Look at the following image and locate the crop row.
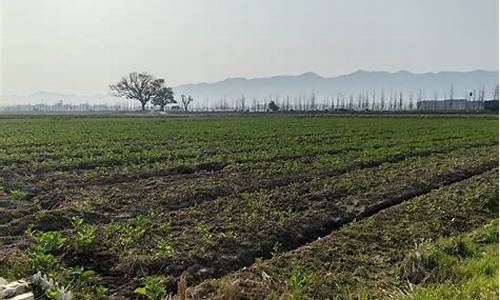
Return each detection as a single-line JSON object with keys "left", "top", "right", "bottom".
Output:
{"left": 0, "top": 124, "right": 392, "bottom": 158}
{"left": 0, "top": 115, "right": 497, "bottom": 299}
{"left": 2, "top": 126, "right": 494, "bottom": 190}
{"left": 1, "top": 115, "right": 493, "bottom": 144}
{"left": 50, "top": 143, "right": 499, "bottom": 214}
{"left": 0, "top": 116, "right": 495, "bottom": 164}
{"left": 0, "top": 144, "right": 494, "bottom": 253}
{"left": 0, "top": 117, "right": 399, "bottom": 157}
{"left": 2, "top": 137, "right": 496, "bottom": 216}
{"left": 1, "top": 122, "right": 492, "bottom": 177}
{"left": 189, "top": 168, "right": 499, "bottom": 299}
{"left": 38, "top": 146, "right": 498, "bottom": 296}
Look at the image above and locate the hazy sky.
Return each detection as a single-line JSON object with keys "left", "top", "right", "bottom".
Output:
{"left": 1, "top": 0, "right": 498, "bottom": 95}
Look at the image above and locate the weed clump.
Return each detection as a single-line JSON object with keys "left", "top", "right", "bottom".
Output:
{"left": 397, "top": 219, "right": 499, "bottom": 299}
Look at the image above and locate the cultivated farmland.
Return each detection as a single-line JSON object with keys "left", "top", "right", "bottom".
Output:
{"left": 0, "top": 114, "right": 498, "bottom": 299}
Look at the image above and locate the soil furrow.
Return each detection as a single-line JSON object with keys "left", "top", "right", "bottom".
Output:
{"left": 158, "top": 160, "right": 498, "bottom": 284}
{"left": 56, "top": 154, "right": 497, "bottom": 297}
{"left": 190, "top": 168, "right": 499, "bottom": 299}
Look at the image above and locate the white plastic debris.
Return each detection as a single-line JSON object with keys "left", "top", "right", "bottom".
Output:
{"left": 32, "top": 272, "right": 72, "bottom": 300}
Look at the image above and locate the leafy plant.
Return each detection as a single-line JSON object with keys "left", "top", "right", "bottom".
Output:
{"left": 103, "top": 215, "right": 151, "bottom": 249}
{"left": 68, "top": 266, "right": 95, "bottom": 285}
{"left": 10, "top": 189, "right": 27, "bottom": 200}
{"left": 32, "top": 196, "right": 46, "bottom": 220}
{"left": 28, "top": 231, "right": 66, "bottom": 254}
{"left": 26, "top": 230, "right": 66, "bottom": 273}
{"left": 196, "top": 223, "right": 214, "bottom": 244}
{"left": 71, "top": 216, "right": 97, "bottom": 248}
{"left": 33, "top": 196, "right": 44, "bottom": 211}
{"left": 28, "top": 251, "right": 60, "bottom": 273}
{"left": 134, "top": 276, "right": 166, "bottom": 300}
{"left": 155, "top": 239, "right": 174, "bottom": 257}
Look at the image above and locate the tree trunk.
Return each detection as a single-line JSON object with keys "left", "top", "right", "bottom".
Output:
{"left": 141, "top": 102, "right": 146, "bottom": 111}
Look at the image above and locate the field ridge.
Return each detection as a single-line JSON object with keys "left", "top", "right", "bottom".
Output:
{"left": 190, "top": 167, "right": 499, "bottom": 299}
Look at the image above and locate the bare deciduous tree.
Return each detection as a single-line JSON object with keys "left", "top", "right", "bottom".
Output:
{"left": 380, "top": 89, "right": 385, "bottom": 111}
{"left": 180, "top": 94, "right": 194, "bottom": 111}
{"left": 152, "top": 87, "right": 175, "bottom": 111}
{"left": 268, "top": 100, "right": 279, "bottom": 112}
{"left": 110, "top": 72, "right": 165, "bottom": 111}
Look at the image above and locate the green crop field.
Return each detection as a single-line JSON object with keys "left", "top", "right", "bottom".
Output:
{"left": 0, "top": 114, "right": 498, "bottom": 300}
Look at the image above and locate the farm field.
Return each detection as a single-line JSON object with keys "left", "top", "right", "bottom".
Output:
{"left": 0, "top": 114, "right": 498, "bottom": 299}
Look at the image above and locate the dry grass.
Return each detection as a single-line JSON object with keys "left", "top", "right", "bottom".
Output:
{"left": 216, "top": 280, "right": 239, "bottom": 300}
{"left": 177, "top": 274, "right": 188, "bottom": 300}
{"left": 399, "top": 242, "right": 433, "bottom": 284}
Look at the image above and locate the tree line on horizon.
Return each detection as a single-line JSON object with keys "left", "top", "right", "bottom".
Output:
{"left": 110, "top": 72, "right": 498, "bottom": 113}
{"left": 195, "top": 84, "right": 498, "bottom": 113}
{"left": 110, "top": 72, "right": 194, "bottom": 111}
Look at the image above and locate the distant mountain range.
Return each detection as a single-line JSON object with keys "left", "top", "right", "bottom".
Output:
{"left": 1, "top": 70, "right": 498, "bottom": 106}
{"left": 174, "top": 70, "right": 499, "bottom": 102}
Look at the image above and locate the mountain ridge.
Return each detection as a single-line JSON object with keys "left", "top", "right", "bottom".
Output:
{"left": 1, "top": 69, "right": 498, "bottom": 106}
{"left": 174, "top": 69, "right": 499, "bottom": 102}
{"left": 176, "top": 69, "right": 497, "bottom": 86}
